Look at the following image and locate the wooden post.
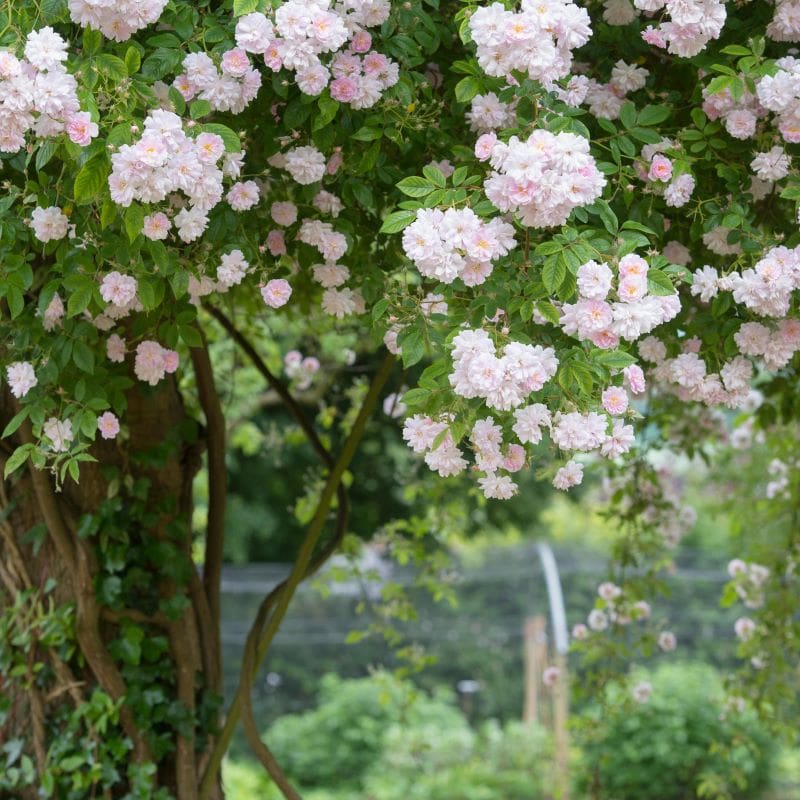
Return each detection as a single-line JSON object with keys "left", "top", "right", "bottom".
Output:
{"left": 553, "top": 651, "right": 570, "bottom": 800}
{"left": 522, "top": 615, "right": 547, "bottom": 724}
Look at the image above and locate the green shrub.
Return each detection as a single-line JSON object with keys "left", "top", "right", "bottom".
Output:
{"left": 578, "top": 663, "right": 776, "bottom": 800}
{"left": 264, "top": 671, "right": 552, "bottom": 798}
{"left": 267, "top": 671, "right": 464, "bottom": 788}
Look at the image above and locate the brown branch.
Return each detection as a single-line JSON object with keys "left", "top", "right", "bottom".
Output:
{"left": 190, "top": 340, "right": 226, "bottom": 693}
{"left": 200, "top": 353, "right": 394, "bottom": 799}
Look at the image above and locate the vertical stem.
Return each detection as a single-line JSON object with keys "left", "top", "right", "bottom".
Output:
{"left": 198, "top": 354, "right": 395, "bottom": 799}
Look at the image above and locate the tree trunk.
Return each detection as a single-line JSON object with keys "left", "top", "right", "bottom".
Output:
{"left": 0, "top": 374, "right": 224, "bottom": 799}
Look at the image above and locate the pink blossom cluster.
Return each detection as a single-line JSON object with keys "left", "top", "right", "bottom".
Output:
{"left": 719, "top": 245, "right": 800, "bottom": 317}
{"left": 635, "top": 0, "right": 726, "bottom": 57}
{"left": 133, "top": 340, "right": 179, "bottom": 386}
{"left": 589, "top": 581, "right": 654, "bottom": 630}
{"left": 284, "top": 350, "right": 320, "bottom": 390}
{"left": 216, "top": 249, "right": 250, "bottom": 290}
{"left": 402, "top": 415, "right": 468, "bottom": 479}
{"left": 68, "top": 0, "right": 165, "bottom": 40}
{"left": 703, "top": 78, "right": 767, "bottom": 140}
{"left": 42, "top": 294, "right": 65, "bottom": 331}
{"left": 466, "top": 92, "right": 517, "bottom": 133}
{"left": 482, "top": 130, "right": 605, "bottom": 228}
{"left": 583, "top": 61, "right": 648, "bottom": 120}
{"left": 765, "top": 457, "right": 791, "bottom": 499}
{"left": 401, "top": 208, "right": 516, "bottom": 286}
{"left": 734, "top": 319, "right": 800, "bottom": 370}
{"left": 635, "top": 142, "right": 696, "bottom": 208}
{"left": 449, "top": 328, "right": 558, "bottom": 411}
{"left": 0, "top": 28, "right": 98, "bottom": 153}
{"left": 234, "top": 1, "right": 398, "bottom": 106}
{"left": 641, "top": 338, "right": 759, "bottom": 409}
{"left": 756, "top": 57, "right": 800, "bottom": 142}
{"left": 727, "top": 558, "right": 770, "bottom": 609}
{"left": 268, "top": 145, "right": 327, "bottom": 185}
{"left": 108, "top": 111, "right": 232, "bottom": 242}
{"left": 559, "top": 256, "right": 681, "bottom": 347}
{"left": 600, "top": 466, "right": 697, "bottom": 547}
{"left": 468, "top": 0, "right": 592, "bottom": 84}
{"left": 173, "top": 50, "right": 261, "bottom": 114}
{"left": 767, "top": 0, "right": 800, "bottom": 41}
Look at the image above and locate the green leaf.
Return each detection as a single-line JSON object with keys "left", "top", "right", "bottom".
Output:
{"left": 596, "top": 349, "right": 637, "bottom": 369}
{"left": 4, "top": 444, "right": 33, "bottom": 479}
{"left": 73, "top": 341, "right": 95, "bottom": 374}
{"left": 189, "top": 99, "right": 212, "bottom": 119}
{"left": 620, "top": 220, "right": 656, "bottom": 236}
{"left": 124, "top": 46, "right": 141, "bottom": 74}
{"left": 542, "top": 257, "right": 566, "bottom": 294}
{"left": 422, "top": 164, "right": 447, "bottom": 188}
{"left": 314, "top": 95, "right": 339, "bottom": 130}
{"left": 351, "top": 126, "right": 383, "bottom": 141}
{"left": 67, "top": 285, "right": 93, "bottom": 317}
{"left": 590, "top": 200, "right": 618, "bottom": 234}
{"left": 35, "top": 139, "right": 59, "bottom": 172}
{"left": 396, "top": 176, "right": 434, "bottom": 198}
{"left": 720, "top": 44, "right": 751, "bottom": 56}
{"left": 454, "top": 76, "right": 481, "bottom": 103}
{"left": 179, "top": 326, "right": 203, "bottom": 347}
{"left": 233, "top": 0, "right": 259, "bottom": 15}
{"left": 619, "top": 101, "right": 636, "bottom": 130}
{"left": 399, "top": 388, "right": 430, "bottom": 407}
{"left": 124, "top": 204, "right": 144, "bottom": 242}
{"left": 647, "top": 268, "right": 675, "bottom": 296}
{"left": 399, "top": 328, "right": 426, "bottom": 367}
{"left": 380, "top": 209, "right": 417, "bottom": 234}
{"left": 95, "top": 54, "right": 128, "bottom": 80}
{"left": 2, "top": 407, "right": 30, "bottom": 438}
{"left": 637, "top": 104, "right": 671, "bottom": 127}
{"left": 535, "top": 300, "right": 561, "bottom": 326}
{"left": 73, "top": 155, "right": 109, "bottom": 204}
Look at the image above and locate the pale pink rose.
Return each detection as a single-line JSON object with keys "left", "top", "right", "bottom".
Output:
{"left": 475, "top": 132, "right": 497, "bottom": 161}
{"left": 648, "top": 154, "right": 673, "bottom": 182}
{"left": 601, "top": 386, "right": 628, "bottom": 415}
{"left": 107, "top": 334, "right": 126, "bottom": 363}
{"left": 261, "top": 279, "right": 292, "bottom": 308}
{"left": 66, "top": 112, "right": 98, "bottom": 146}
{"left": 623, "top": 364, "right": 646, "bottom": 394}
{"left": 350, "top": 30, "right": 372, "bottom": 53}
{"left": 266, "top": 230, "right": 286, "bottom": 256}
{"left": 97, "top": 411, "right": 120, "bottom": 440}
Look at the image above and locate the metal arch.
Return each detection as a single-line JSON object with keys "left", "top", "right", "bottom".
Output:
{"left": 536, "top": 542, "right": 569, "bottom": 655}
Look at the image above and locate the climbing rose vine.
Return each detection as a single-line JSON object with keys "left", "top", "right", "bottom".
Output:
{"left": 3, "top": 0, "right": 800, "bottom": 794}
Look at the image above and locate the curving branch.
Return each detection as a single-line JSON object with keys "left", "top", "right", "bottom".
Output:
{"left": 199, "top": 351, "right": 395, "bottom": 799}
{"left": 190, "top": 338, "right": 227, "bottom": 693}
{"left": 17, "top": 417, "right": 153, "bottom": 764}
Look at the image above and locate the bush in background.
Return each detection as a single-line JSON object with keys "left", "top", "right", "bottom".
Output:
{"left": 578, "top": 663, "right": 776, "bottom": 800}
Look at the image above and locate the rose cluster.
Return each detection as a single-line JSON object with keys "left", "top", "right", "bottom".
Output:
{"left": 559, "top": 256, "right": 681, "bottom": 348}
{"left": 401, "top": 208, "right": 517, "bottom": 286}
{"left": 233, "top": 1, "right": 399, "bottom": 106}
{"left": 468, "top": 0, "right": 592, "bottom": 85}
{"left": 636, "top": 0, "right": 726, "bottom": 57}
{"left": 449, "top": 328, "right": 559, "bottom": 411}
{"left": 68, "top": 0, "right": 166, "bottom": 40}
{"left": 481, "top": 130, "right": 606, "bottom": 228}
{"left": 756, "top": 57, "right": 800, "bottom": 143}
{"left": 173, "top": 50, "right": 262, "bottom": 114}
{"left": 583, "top": 60, "right": 648, "bottom": 120}
{"left": 108, "top": 111, "right": 241, "bottom": 242}
{"left": 0, "top": 27, "right": 98, "bottom": 153}
{"left": 284, "top": 350, "right": 320, "bottom": 390}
